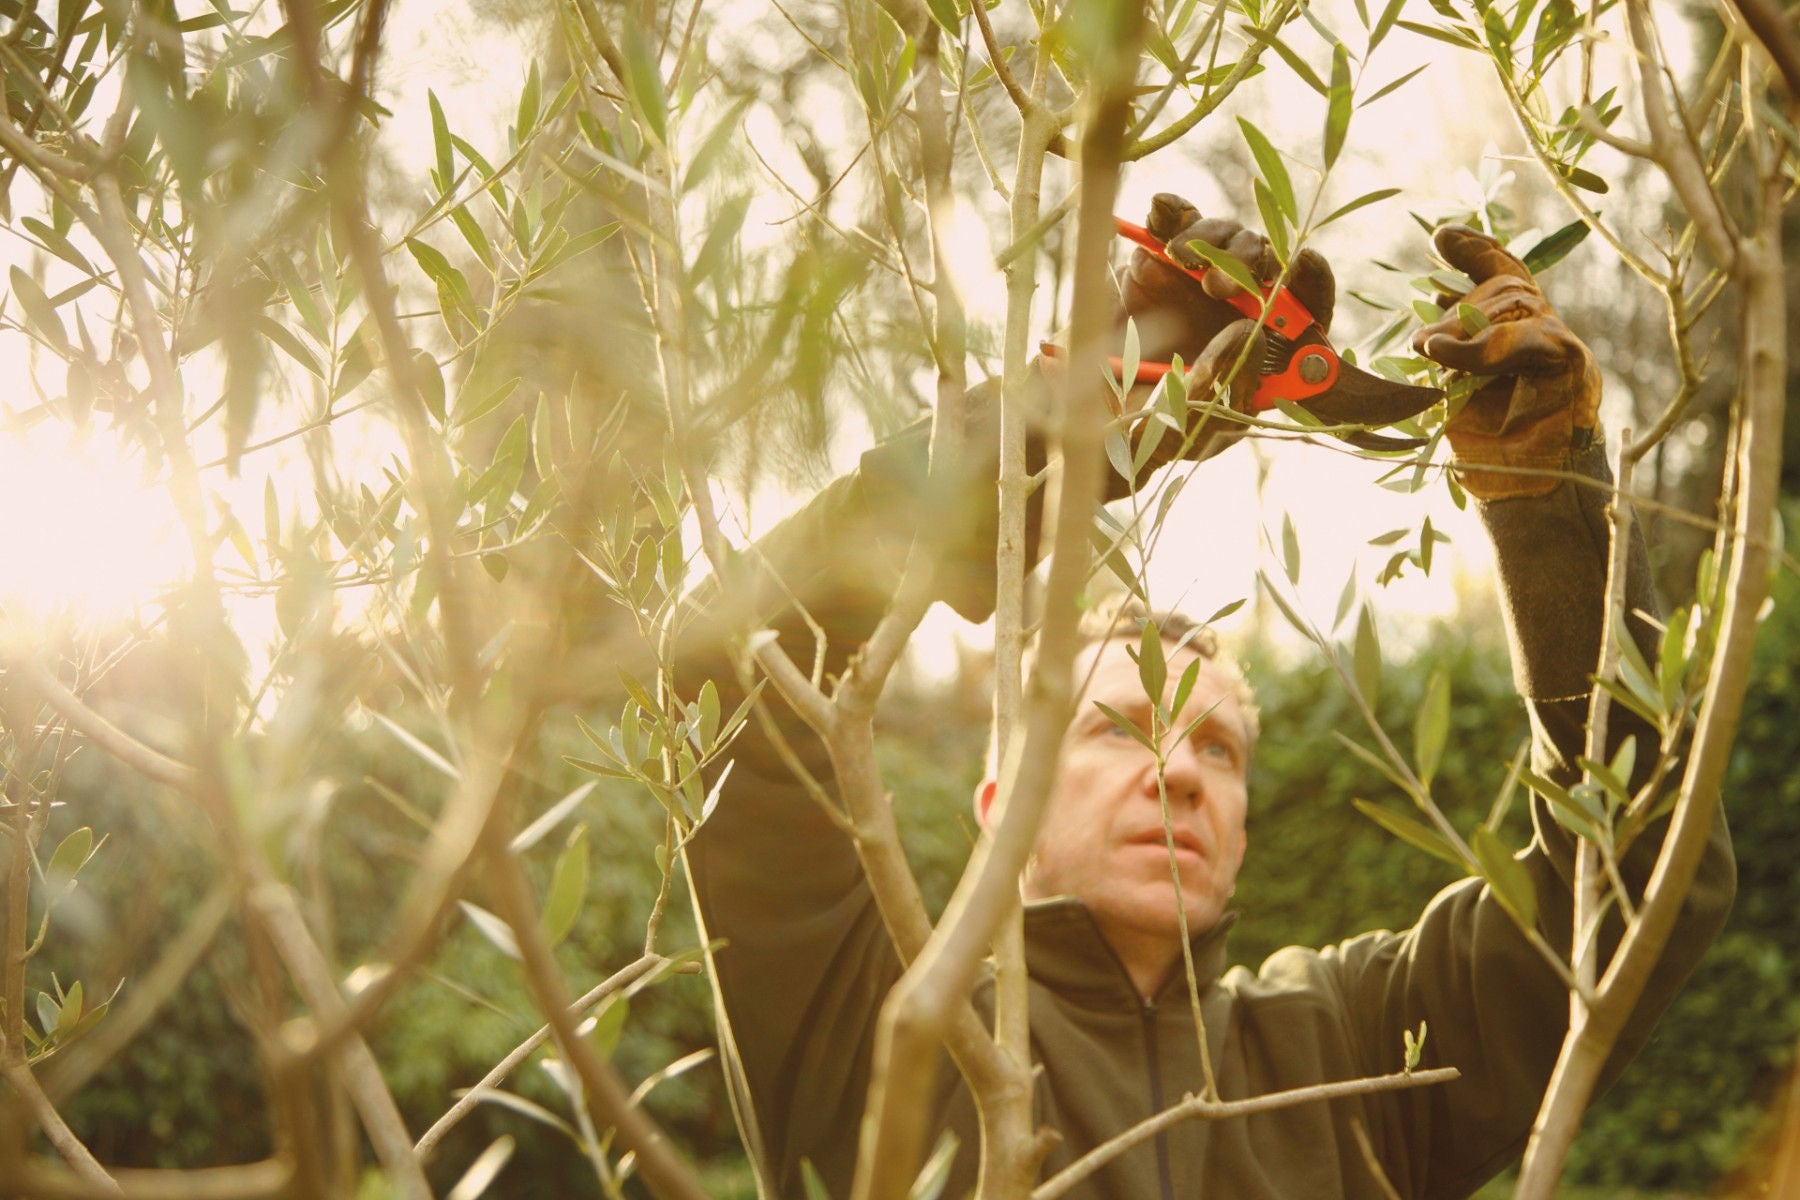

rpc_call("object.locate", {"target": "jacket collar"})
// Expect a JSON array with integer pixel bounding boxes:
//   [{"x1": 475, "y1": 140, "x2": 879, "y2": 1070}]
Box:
[{"x1": 1021, "y1": 897, "x2": 1238, "y2": 1009}]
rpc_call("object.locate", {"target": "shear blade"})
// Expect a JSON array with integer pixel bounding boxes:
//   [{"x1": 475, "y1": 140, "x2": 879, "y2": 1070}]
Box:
[
  {"x1": 1341, "y1": 429, "x2": 1429, "y2": 452},
  {"x1": 1296, "y1": 354, "x2": 1442, "y2": 429}
]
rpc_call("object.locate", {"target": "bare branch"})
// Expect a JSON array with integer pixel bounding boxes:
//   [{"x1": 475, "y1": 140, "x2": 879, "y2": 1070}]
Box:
[
  {"x1": 853, "y1": 12, "x2": 1144, "y2": 1193},
  {"x1": 1727, "y1": 0, "x2": 1800, "y2": 106},
  {"x1": 483, "y1": 841, "x2": 711, "y2": 1200},
  {"x1": 1623, "y1": 0, "x2": 1740, "y2": 268},
  {"x1": 1515, "y1": 55, "x2": 1785, "y2": 1197},
  {"x1": 1035, "y1": 1068, "x2": 1462, "y2": 1199},
  {"x1": 1, "y1": 1060, "x2": 119, "y2": 1192},
  {"x1": 0, "y1": 113, "x2": 89, "y2": 182},
  {"x1": 294, "y1": 736, "x2": 515, "y2": 1069},
  {"x1": 973, "y1": 0, "x2": 1035, "y2": 119},
  {"x1": 982, "y1": 54, "x2": 1061, "y2": 1200},
  {"x1": 251, "y1": 882, "x2": 431, "y2": 1200},
  {"x1": 842, "y1": 25, "x2": 970, "y2": 707},
  {"x1": 1, "y1": 1160, "x2": 290, "y2": 1200},
  {"x1": 9, "y1": 660, "x2": 201, "y2": 793}
]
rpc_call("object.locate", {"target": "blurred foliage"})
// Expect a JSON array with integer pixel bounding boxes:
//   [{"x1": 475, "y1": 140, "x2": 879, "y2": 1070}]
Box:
[{"x1": 32, "y1": 690, "x2": 739, "y2": 1193}]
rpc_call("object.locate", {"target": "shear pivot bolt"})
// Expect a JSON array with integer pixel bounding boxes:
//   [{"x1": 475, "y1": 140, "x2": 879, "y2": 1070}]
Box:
[{"x1": 1298, "y1": 352, "x2": 1330, "y2": 384}]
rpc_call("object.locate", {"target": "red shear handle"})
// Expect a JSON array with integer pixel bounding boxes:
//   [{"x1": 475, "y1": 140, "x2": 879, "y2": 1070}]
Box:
[
  {"x1": 1115, "y1": 218, "x2": 1316, "y2": 337},
  {"x1": 1248, "y1": 344, "x2": 1337, "y2": 411},
  {"x1": 1039, "y1": 343, "x2": 1340, "y2": 413}
]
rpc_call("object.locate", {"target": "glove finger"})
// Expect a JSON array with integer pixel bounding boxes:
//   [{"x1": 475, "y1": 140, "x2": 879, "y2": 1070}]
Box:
[
  {"x1": 1291, "y1": 247, "x2": 1335, "y2": 333},
  {"x1": 1120, "y1": 244, "x2": 1246, "y2": 362},
  {"x1": 1167, "y1": 217, "x2": 1250, "y2": 271},
  {"x1": 1433, "y1": 223, "x2": 1533, "y2": 286},
  {"x1": 1194, "y1": 317, "x2": 1264, "y2": 413},
  {"x1": 1416, "y1": 320, "x2": 1576, "y2": 376},
  {"x1": 1412, "y1": 278, "x2": 1544, "y2": 352},
  {"x1": 1226, "y1": 228, "x2": 1279, "y2": 281},
  {"x1": 1147, "y1": 192, "x2": 1201, "y2": 243},
  {"x1": 1123, "y1": 245, "x2": 1208, "y2": 309},
  {"x1": 1433, "y1": 263, "x2": 1546, "y2": 311},
  {"x1": 1188, "y1": 228, "x2": 1273, "y2": 308}
]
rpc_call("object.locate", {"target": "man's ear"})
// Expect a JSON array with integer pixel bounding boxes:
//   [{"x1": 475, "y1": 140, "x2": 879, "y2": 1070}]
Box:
[{"x1": 973, "y1": 779, "x2": 998, "y2": 828}]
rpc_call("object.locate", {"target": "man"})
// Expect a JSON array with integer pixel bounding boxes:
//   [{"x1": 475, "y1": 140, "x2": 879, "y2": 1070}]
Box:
[{"x1": 682, "y1": 196, "x2": 1735, "y2": 1198}]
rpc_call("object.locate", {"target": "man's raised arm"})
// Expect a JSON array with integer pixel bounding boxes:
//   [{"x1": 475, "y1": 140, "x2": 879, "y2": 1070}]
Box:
[{"x1": 1325, "y1": 225, "x2": 1735, "y2": 1200}]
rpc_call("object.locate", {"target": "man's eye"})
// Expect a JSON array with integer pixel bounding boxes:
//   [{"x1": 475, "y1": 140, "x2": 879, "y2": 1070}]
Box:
[{"x1": 1198, "y1": 739, "x2": 1234, "y2": 761}]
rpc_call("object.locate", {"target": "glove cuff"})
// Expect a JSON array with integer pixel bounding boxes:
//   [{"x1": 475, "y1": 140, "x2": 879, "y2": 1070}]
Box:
[{"x1": 1451, "y1": 425, "x2": 1602, "y2": 501}]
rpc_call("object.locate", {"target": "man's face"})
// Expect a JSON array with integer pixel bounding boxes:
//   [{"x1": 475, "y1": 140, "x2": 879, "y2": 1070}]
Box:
[{"x1": 1020, "y1": 637, "x2": 1250, "y2": 959}]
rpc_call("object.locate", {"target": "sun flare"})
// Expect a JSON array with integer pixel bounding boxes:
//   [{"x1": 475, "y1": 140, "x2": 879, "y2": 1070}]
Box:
[{"x1": 0, "y1": 421, "x2": 187, "y2": 623}]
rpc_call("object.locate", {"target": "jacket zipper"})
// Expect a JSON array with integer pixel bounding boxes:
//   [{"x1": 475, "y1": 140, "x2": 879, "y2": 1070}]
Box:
[{"x1": 1139, "y1": 1000, "x2": 1177, "y2": 1200}]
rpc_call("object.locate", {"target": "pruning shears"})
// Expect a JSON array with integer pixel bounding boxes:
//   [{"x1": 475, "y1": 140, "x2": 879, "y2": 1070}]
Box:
[{"x1": 1044, "y1": 216, "x2": 1442, "y2": 447}]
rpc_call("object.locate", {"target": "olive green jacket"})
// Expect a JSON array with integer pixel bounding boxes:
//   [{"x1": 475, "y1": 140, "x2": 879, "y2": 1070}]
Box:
[{"x1": 683, "y1": 426, "x2": 1735, "y2": 1200}]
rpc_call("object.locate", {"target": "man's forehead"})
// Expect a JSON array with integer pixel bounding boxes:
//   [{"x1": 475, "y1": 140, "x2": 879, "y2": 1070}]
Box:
[{"x1": 1078, "y1": 635, "x2": 1236, "y2": 707}]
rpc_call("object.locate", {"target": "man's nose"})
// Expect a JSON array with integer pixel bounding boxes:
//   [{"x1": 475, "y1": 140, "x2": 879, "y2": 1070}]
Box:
[{"x1": 1154, "y1": 735, "x2": 1205, "y2": 805}]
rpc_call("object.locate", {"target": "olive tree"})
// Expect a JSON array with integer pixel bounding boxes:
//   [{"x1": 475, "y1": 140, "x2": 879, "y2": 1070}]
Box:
[{"x1": 0, "y1": 0, "x2": 1788, "y2": 1196}]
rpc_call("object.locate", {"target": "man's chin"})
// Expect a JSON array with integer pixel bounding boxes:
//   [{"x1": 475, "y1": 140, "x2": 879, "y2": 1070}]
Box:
[{"x1": 1106, "y1": 889, "x2": 1215, "y2": 940}]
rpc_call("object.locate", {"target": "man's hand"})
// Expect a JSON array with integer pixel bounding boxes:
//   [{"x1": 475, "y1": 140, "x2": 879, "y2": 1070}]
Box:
[
  {"x1": 1115, "y1": 193, "x2": 1336, "y2": 462},
  {"x1": 1412, "y1": 225, "x2": 1601, "y2": 501}
]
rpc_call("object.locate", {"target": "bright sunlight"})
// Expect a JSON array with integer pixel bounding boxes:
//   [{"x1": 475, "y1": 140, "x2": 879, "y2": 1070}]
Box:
[{"x1": 0, "y1": 417, "x2": 186, "y2": 622}]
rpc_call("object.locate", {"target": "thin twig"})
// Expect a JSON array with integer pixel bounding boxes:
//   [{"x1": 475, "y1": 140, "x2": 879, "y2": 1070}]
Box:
[
  {"x1": 972, "y1": 0, "x2": 1035, "y2": 118},
  {"x1": 1034, "y1": 1068, "x2": 1461, "y2": 1198},
  {"x1": 1124, "y1": 0, "x2": 1299, "y2": 160},
  {"x1": 1126, "y1": 0, "x2": 1233, "y2": 144},
  {"x1": 1573, "y1": 434, "x2": 1637, "y2": 998},
  {"x1": 415, "y1": 953, "x2": 669, "y2": 1161},
  {"x1": 1350, "y1": 1119, "x2": 1406, "y2": 1200},
  {"x1": 1489, "y1": 65, "x2": 1668, "y2": 287},
  {"x1": 1574, "y1": 108, "x2": 1654, "y2": 158}
]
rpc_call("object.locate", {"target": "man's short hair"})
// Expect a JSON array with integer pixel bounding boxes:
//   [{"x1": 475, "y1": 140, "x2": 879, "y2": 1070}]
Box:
[{"x1": 991, "y1": 595, "x2": 1261, "y2": 774}]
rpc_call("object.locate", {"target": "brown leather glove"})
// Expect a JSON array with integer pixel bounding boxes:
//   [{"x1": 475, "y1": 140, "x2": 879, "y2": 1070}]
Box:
[
  {"x1": 1114, "y1": 192, "x2": 1336, "y2": 463},
  {"x1": 1412, "y1": 225, "x2": 1601, "y2": 501}
]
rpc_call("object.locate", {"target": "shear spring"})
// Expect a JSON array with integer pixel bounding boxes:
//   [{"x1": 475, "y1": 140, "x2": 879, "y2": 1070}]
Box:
[{"x1": 1261, "y1": 330, "x2": 1297, "y2": 375}]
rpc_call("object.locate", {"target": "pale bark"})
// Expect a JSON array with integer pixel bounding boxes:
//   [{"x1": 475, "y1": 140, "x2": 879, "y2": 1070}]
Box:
[{"x1": 1512, "y1": 24, "x2": 1788, "y2": 1191}]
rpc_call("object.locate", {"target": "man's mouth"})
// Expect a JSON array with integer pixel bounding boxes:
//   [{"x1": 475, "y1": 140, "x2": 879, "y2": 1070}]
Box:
[{"x1": 1126, "y1": 828, "x2": 1205, "y2": 858}]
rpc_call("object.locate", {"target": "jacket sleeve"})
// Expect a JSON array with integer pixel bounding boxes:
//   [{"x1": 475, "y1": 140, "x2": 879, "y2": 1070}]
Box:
[
  {"x1": 678, "y1": 402, "x2": 1019, "y2": 1193},
  {"x1": 1330, "y1": 440, "x2": 1736, "y2": 1200}
]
